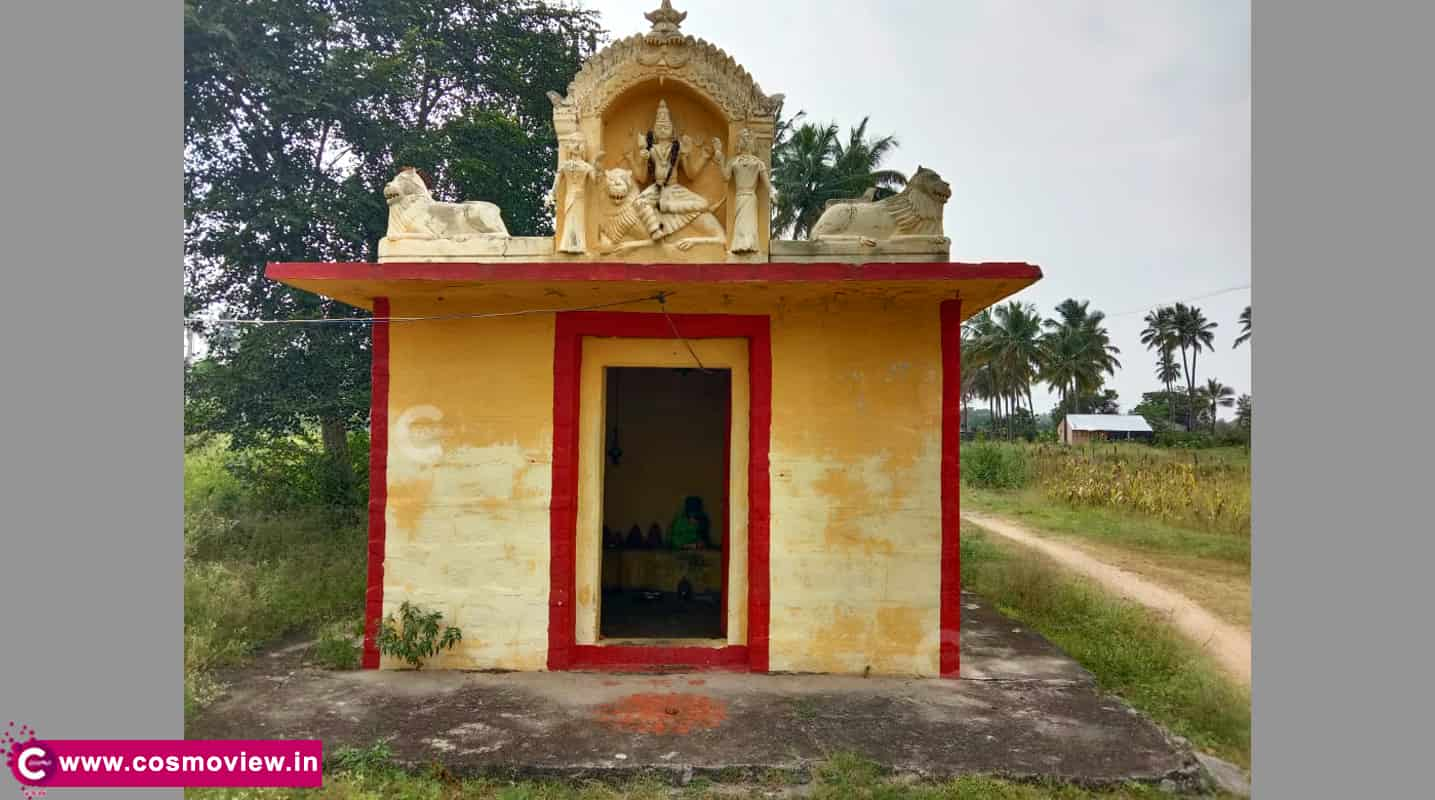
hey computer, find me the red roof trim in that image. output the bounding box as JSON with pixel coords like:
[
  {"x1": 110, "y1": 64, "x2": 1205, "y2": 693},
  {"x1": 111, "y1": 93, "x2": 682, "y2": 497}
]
[{"x1": 266, "y1": 260, "x2": 1041, "y2": 284}]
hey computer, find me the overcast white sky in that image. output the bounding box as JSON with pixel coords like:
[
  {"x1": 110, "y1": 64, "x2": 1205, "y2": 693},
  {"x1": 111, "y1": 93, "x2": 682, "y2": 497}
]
[{"x1": 583, "y1": 0, "x2": 1251, "y2": 416}]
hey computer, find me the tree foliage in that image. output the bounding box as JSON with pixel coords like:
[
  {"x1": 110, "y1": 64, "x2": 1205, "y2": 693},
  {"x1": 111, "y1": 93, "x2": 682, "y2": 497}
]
[
  {"x1": 963, "y1": 299, "x2": 1119, "y2": 440},
  {"x1": 963, "y1": 303, "x2": 1042, "y2": 435},
  {"x1": 1040, "y1": 299, "x2": 1121, "y2": 416},
  {"x1": 1138, "y1": 302, "x2": 1220, "y2": 431},
  {"x1": 184, "y1": 0, "x2": 604, "y2": 484},
  {"x1": 1236, "y1": 393, "x2": 1252, "y2": 431},
  {"x1": 1133, "y1": 391, "x2": 1198, "y2": 432},
  {"x1": 1198, "y1": 378, "x2": 1237, "y2": 434},
  {"x1": 769, "y1": 113, "x2": 905, "y2": 239},
  {"x1": 1233, "y1": 305, "x2": 1251, "y2": 348}
]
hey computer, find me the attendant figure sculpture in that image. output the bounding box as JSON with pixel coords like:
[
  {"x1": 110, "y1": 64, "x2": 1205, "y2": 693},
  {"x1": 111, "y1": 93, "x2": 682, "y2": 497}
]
[
  {"x1": 714, "y1": 128, "x2": 767, "y2": 253},
  {"x1": 553, "y1": 134, "x2": 603, "y2": 254}
]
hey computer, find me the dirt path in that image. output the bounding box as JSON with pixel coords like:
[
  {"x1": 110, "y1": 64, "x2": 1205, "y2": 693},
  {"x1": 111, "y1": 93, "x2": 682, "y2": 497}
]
[{"x1": 962, "y1": 510, "x2": 1251, "y2": 687}]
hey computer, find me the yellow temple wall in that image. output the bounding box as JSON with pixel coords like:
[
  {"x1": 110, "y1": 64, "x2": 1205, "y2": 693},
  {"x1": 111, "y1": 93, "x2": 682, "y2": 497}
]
[
  {"x1": 378, "y1": 296, "x2": 943, "y2": 675},
  {"x1": 765, "y1": 305, "x2": 944, "y2": 676},
  {"x1": 380, "y1": 306, "x2": 556, "y2": 670}
]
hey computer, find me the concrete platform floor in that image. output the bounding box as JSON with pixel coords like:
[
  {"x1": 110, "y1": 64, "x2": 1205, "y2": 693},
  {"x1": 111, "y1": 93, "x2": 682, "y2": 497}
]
[{"x1": 187, "y1": 591, "x2": 1201, "y2": 788}]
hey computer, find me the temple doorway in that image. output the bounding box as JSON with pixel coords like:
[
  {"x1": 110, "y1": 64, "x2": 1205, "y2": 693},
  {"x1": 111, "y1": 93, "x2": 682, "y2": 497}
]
[{"x1": 599, "y1": 366, "x2": 730, "y2": 641}]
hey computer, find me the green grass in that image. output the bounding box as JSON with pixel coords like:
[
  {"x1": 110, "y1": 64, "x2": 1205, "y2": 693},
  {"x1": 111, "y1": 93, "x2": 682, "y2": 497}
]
[
  {"x1": 961, "y1": 441, "x2": 1031, "y2": 489},
  {"x1": 184, "y1": 749, "x2": 1192, "y2": 799},
  {"x1": 307, "y1": 618, "x2": 364, "y2": 670},
  {"x1": 185, "y1": 439, "x2": 367, "y2": 719},
  {"x1": 184, "y1": 509, "x2": 366, "y2": 717},
  {"x1": 788, "y1": 696, "x2": 819, "y2": 721},
  {"x1": 185, "y1": 436, "x2": 370, "y2": 718},
  {"x1": 965, "y1": 487, "x2": 1250, "y2": 566},
  {"x1": 184, "y1": 435, "x2": 250, "y2": 515},
  {"x1": 961, "y1": 527, "x2": 1250, "y2": 767}
]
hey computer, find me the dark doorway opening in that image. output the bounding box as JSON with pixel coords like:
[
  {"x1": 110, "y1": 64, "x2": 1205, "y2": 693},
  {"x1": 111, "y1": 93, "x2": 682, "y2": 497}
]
[{"x1": 600, "y1": 366, "x2": 730, "y2": 640}]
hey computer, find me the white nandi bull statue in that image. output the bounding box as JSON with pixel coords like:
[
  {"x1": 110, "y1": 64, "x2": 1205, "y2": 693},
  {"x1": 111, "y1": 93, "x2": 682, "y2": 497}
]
[
  {"x1": 809, "y1": 166, "x2": 951, "y2": 245},
  {"x1": 383, "y1": 167, "x2": 510, "y2": 241}
]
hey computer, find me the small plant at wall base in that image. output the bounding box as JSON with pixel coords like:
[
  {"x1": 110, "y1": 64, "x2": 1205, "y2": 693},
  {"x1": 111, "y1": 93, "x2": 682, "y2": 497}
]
[{"x1": 375, "y1": 602, "x2": 462, "y2": 669}]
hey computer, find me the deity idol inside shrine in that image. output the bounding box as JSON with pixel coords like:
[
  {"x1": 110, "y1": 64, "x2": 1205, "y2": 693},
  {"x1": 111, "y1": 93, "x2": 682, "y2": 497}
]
[{"x1": 269, "y1": 2, "x2": 1043, "y2": 676}]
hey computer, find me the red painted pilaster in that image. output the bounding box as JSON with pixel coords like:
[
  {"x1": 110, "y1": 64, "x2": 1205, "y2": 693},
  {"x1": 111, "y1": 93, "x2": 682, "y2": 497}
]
[
  {"x1": 939, "y1": 298, "x2": 963, "y2": 677},
  {"x1": 746, "y1": 320, "x2": 772, "y2": 674},
  {"x1": 362, "y1": 297, "x2": 391, "y2": 669},
  {"x1": 547, "y1": 313, "x2": 583, "y2": 670}
]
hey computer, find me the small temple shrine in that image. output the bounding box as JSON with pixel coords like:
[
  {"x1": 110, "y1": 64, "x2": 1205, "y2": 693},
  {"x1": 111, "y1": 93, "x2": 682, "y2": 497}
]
[{"x1": 269, "y1": 2, "x2": 1042, "y2": 677}]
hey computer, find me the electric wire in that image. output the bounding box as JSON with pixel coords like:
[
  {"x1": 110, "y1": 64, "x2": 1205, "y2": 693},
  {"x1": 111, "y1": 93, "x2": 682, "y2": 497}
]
[
  {"x1": 656, "y1": 294, "x2": 712, "y2": 373},
  {"x1": 184, "y1": 282, "x2": 1251, "y2": 378},
  {"x1": 182, "y1": 292, "x2": 669, "y2": 326},
  {"x1": 1105, "y1": 283, "x2": 1250, "y2": 319}
]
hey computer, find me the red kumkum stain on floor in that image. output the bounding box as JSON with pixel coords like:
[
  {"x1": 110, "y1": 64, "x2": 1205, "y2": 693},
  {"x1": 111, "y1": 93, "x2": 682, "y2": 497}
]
[{"x1": 594, "y1": 692, "x2": 728, "y2": 735}]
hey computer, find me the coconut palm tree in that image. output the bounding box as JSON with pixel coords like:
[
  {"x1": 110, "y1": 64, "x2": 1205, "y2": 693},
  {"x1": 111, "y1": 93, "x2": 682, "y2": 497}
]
[
  {"x1": 770, "y1": 120, "x2": 839, "y2": 239},
  {"x1": 1233, "y1": 305, "x2": 1252, "y2": 348},
  {"x1": 969, "y1": 302, "x2": 1045, "y2": 437},
  {"x1": 964, "y1": 304, "x2": 1044, "y2": 439},
  {"x1": 1173, "y1": 303, "x2": 1218, "y2": 430},
  {"x1": 767, "y1": 106, "x2": 802, "y2": 233},
  {"x1": 962, "y1": 310, "x2": 1001, "y2": 432},
  {"x1": 1141, "y1": 306, "x2": 1181, "y2": 422},
  {"x1": 771, "y1": 105, "x2": 804, "y2": 151},
  {"x1": 1140, "y1": 306, "x2": 1177, "y2": 353},
  {"x1": 1041, "y1": 299, "x2": 1121, "y2": 415},
  {"x1": 830, "y1": 117, "x2": 906, "y2": 201},
  {"x1": 959, "y1": 320, "x2": 979, "y2": 431},
  {"x1": 1006, "y1": 302, "x2": 1047, "y2": 421},
  {"x1": 771, "y1": 116, "x2": 905, "y2": 239},
  {"x1": 1200, "y1": 378, "x2": 1237, "y2": 434},
  {"x1": 1155, "y1": 349, "x2": 1182, "y2": 422},
  {"x1": 1041, "y1": 329, "x2": 1084, "y2": 417},
  {"x1": 967, "y1": 362, "x2": 998, "y2": 432}
]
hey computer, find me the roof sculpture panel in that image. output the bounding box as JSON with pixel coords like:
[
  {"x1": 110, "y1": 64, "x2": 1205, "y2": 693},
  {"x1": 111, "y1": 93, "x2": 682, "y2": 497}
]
[{"x1": 374, "y1": 2, "x2": 953, "y2": 266}]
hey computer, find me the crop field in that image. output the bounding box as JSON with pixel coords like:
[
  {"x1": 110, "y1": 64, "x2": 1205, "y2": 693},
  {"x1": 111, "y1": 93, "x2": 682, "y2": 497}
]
[{"x1": 964, "y1": 441, "x2": 1251, "y2": 538}]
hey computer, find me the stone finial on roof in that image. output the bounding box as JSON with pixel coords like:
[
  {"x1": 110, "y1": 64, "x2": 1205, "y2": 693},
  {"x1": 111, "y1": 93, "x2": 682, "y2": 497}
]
[{"x1": 644, "y1": 1, "x2": 687, "y2": 44}]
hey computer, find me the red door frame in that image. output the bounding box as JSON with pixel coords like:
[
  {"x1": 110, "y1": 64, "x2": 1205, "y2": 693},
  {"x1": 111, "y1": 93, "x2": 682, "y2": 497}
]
[{"x1": 547, "y1": 311, "x2": 771, "y2": 672}]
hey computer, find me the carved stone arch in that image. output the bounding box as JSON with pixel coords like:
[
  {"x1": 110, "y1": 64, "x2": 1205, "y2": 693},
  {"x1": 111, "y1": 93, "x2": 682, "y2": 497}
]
[
  {"x1": 599, "y1": 72, "x2": 727, "y2": 127},
  {"x1": 597, "y1": 77, "x2": 730, "y2": 221},
  {"x1": 542, "y1": 2, "x2": 782, "y2": 262},
  {"x1": 555, "y1": 34, "x2": 782, "y2": 124},
  {"x1": 602, "y1": 76, "x2": 727, "y2": 142}
]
